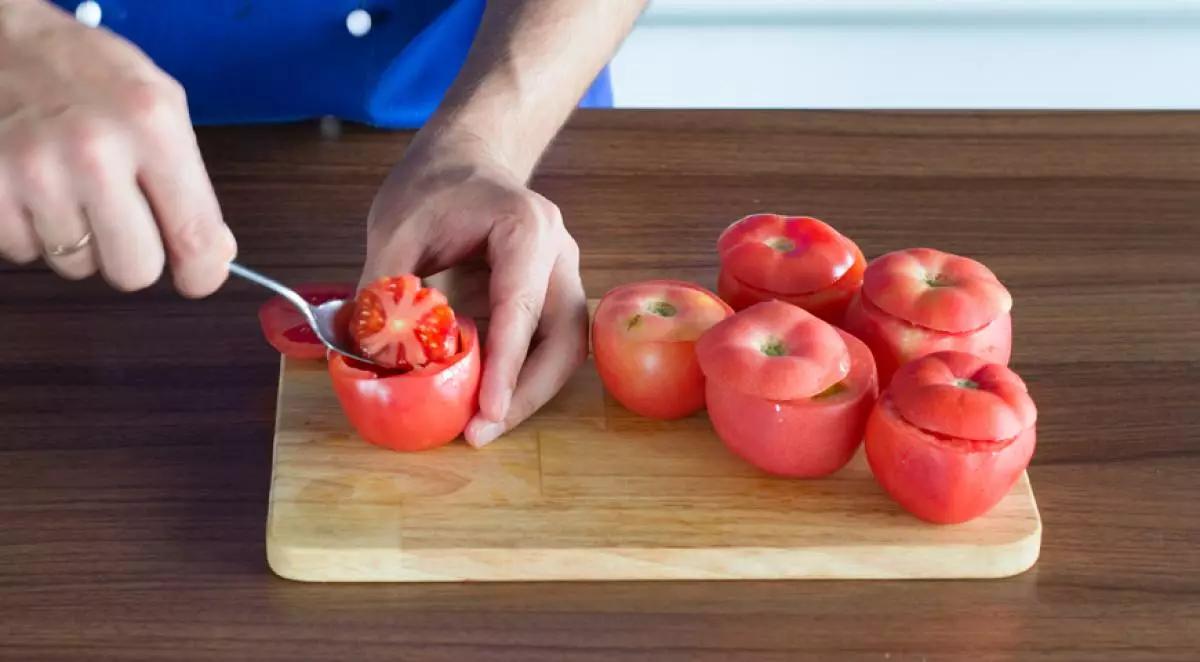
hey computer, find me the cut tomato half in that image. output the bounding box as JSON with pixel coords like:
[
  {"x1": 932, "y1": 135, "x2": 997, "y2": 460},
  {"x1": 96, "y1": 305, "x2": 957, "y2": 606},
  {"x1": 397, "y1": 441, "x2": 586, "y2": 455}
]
[
  {"x1": 349, "y1": 274, "x2": 460, "y2": 371},
  {"x1": 257, "y1": 282, "x2": 356, "y2": 361}
]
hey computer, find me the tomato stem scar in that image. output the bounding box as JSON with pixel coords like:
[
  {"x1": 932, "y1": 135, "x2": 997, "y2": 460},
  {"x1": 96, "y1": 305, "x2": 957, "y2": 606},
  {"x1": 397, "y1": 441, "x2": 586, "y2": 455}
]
[
  {"x1": 764, "y1": 237, "x2": 796, "y2": 253},
  {"x1": 954, "y1": 378, "x2": 980, "y2": 389},
  {"x1": 761, "y1": 338, "x2": 787, "y2": 357},
  {"x1": 924, "y1": 273, "x2": 953, "y2": 288},
  {"x1": 646, "y1": 301, "x2": 678, "y2": 317}
]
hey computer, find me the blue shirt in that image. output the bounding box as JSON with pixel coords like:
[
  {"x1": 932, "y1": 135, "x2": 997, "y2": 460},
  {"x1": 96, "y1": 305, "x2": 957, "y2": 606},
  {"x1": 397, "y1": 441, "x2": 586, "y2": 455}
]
[{"x1": 50, "y1": 0, "x2": 613, "y2": 128}]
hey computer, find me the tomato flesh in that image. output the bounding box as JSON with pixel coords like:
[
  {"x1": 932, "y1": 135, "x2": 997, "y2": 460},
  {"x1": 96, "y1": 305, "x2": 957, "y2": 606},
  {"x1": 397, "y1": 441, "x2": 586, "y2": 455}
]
[
  {"x1": 716, "y1": 214, "x2": 866, "y2": 323},
  {"x1": 842, "y1": 248, "x2": 1013, "y2": 387},
  {"x1": 349, "y1": 274, "x2": 459, "y2": 371},
  {"x1": 257, "y1": 282, "x2": 355, "y2": 360},
  {"x1": 697, "y1": 301, "x2": 879, "y2": 478},
  {"x1": 864, "y1": 351, "x2": 1037, "y2": 524},
  {"x1": 329, "y1": 317, "x2": 482, "y2": 452},
  {"x1": 592, "y1": 280, "x2": 733, "y2": 419}
]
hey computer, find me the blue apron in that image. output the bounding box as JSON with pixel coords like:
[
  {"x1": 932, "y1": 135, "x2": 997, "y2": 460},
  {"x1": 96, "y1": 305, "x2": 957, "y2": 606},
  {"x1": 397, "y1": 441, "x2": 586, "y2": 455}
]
[{"x1": 50, "y1": 0, "x2": 613, "y2": 128}]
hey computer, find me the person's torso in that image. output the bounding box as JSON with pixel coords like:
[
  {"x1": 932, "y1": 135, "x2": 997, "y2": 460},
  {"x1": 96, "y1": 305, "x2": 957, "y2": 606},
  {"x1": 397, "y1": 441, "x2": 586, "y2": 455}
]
[{"x1": 50, "y1": 0, "x2": 612, "y2": 128}]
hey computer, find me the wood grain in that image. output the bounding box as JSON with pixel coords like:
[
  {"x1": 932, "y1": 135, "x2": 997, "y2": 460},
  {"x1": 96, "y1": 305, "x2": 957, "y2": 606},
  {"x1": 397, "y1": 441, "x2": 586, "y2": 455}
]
[
  {"x1": 268, "y1": 349, "x2": 1040, "y2": 582},
  {"x1": 1, "y1": 111, "x2": 1198, "y2": 660}
]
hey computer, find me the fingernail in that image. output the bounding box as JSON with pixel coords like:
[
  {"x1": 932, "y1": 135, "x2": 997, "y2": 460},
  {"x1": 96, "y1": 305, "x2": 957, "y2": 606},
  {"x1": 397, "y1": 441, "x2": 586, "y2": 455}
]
[{"x1": 470, "y1": 421, "x2": 505, "y2": 449}]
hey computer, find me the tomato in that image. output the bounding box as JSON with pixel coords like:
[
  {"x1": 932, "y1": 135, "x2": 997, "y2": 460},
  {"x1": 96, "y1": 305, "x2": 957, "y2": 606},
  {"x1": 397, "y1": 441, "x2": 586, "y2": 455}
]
[
  {"x1": 716, "y1": 214, "x2": 866, "y2": 324},
  {"x1": 257, "y1": 282, "x2": 356, "y2": 360},
  {"x1": 841, "y1": 248, "x2": 1013, "y2": 388},
  {"x1": 328, "y1": 317, "x2": 482, "y2": 452},
  {"x1": 864, "y1": 351, "x2": 1037, "y2": 524},
  {"x1": 591, "y1": 280, "x2": 734, "y2": 419},
  {"x1": 349, "y1": 274, "x2": 459, "y2": 370},
  {"x1": 696, "y1": 300, "x2": 879, "y2": 478}
]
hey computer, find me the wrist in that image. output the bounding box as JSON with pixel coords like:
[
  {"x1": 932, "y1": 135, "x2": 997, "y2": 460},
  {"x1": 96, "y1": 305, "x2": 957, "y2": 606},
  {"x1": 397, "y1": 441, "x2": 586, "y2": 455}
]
[{"x1": 411, "y1": 112, "x2": 533, "y2": 184}]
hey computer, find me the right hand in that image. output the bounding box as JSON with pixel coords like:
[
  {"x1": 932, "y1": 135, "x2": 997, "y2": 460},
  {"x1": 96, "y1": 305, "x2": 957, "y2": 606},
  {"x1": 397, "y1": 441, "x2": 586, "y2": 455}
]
[{"x1": 0, "y1": 1, "x2": 235, "y2": 295}]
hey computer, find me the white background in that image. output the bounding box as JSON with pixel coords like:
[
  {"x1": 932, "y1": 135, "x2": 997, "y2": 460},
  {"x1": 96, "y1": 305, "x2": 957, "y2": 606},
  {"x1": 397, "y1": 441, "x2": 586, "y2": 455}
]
[{"x1": 609, "y1": 0, "x2": 1200, "y2": 109}]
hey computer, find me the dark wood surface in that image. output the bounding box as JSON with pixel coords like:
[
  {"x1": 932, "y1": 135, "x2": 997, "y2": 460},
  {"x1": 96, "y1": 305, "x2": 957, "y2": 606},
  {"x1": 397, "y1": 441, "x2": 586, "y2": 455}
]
[{"x1": 2, "y1": 111, "x2": 1198, "y2": 661}]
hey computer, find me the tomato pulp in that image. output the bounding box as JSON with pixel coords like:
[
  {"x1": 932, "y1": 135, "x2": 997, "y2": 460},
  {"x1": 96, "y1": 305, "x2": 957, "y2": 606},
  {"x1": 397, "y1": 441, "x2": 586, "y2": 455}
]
[
  {"x1": 257, "y1": 282, "x2": 356, "y2": 360},
  {"x1": 864, "y1": 351, "x2": 1037, "y2": 524},
  {"x1": 592, "y1": 280, "x2": 733, "y2": 419},
  {"x1": 841, "y1": 247, "x2": 1013, "y2": 388},
  {"x1": 716, "y1": 214, "x2": 866, "y2": 324},
  {"x1": 696, "y1": 300, "x2": 879, "y2": 478},
  {"x1": 329, "y1": 317, "x2": 481, "y2": 452}
]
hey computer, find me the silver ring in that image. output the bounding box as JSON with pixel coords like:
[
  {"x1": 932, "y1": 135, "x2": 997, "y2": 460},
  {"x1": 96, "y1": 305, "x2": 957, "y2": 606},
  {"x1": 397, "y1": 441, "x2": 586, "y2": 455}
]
[{"x1": 46, "y1": 231, "x2": 93, "y2": 257}]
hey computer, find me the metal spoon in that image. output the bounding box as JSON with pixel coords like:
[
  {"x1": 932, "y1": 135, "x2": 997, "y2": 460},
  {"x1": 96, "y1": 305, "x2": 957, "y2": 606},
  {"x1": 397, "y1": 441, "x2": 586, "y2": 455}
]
[{"x1": 228, "y1": 261, "x2": 377, "y2": 365}]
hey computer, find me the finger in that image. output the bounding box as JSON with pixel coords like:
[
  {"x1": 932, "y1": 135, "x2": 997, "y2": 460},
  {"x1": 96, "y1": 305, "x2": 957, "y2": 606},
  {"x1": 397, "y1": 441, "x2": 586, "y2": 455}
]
[
  {"x1": 16, "y1": 144, "x2": 99, "y2": 280},
  {"x1": 0, "y1": 174, "x2": 39, "y2": 264},
  {"x1": 466, "y1": 250, "x2": 588, "y2": 448},
  {"x1": 359, "y1": 222, "x2": 427, "y2": 291},
  {"x1": 137, "y1": 126, "x2": 235, "y2": 298},
  {"x1": 79, "y1": 173, "x2": 166, "y2": 292},
  {"x1": 479, "y1": 207, "x2": 558, "y2": 422}
]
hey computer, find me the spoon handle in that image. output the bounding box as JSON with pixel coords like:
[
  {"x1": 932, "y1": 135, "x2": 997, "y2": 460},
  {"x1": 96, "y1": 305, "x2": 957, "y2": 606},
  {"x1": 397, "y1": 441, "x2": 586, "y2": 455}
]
[{"x1": 228, "y1": 262, "x2": 314, "y2": 320}]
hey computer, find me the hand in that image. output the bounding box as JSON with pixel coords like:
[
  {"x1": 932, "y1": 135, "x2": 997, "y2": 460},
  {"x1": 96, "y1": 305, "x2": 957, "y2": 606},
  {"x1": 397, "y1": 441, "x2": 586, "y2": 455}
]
[
  {"x1": 361, "y1": 131, "x2": 588, "y2": 448},
  {"x1": 0, "y1": 1, "x2": 235, "y2": 295}
]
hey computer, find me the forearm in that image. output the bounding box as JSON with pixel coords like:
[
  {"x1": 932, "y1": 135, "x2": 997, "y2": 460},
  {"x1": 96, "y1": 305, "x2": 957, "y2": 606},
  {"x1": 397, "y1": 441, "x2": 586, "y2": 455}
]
[{"x1": 419, "y1": 0, "x2": 647, "y2": 180}]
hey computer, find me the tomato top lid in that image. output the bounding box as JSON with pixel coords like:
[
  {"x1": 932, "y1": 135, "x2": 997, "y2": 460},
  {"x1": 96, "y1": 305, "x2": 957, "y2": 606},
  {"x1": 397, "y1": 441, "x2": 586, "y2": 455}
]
[
  {"x1": 717, "y1": 214, "x2": 862, "y2": 296},
  {"x1": 597, "y1": 280, "x2": 734, "y2": 343},
  {"x1": 888, "y1": 351, "x2": 1037, "y2": 442},
  {"x1": 695, "y1": 300, "x2": 851, "y2": 401},
  {"x1": 861, "y1": 248, "x2": 1013, "y2": 333}
]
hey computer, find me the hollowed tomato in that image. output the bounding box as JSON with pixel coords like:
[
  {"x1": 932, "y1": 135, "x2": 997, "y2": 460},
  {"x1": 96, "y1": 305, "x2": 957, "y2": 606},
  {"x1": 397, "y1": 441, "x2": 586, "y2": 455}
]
[
  {"x1": 716, "y1": 214, "x2": 866, "y2": 324},
  {"x1": 592, "y1": 280, "x2": 734, "y2": 419},
  {"x1": 864, "y1": 351, "x2": 1037, "y2": 524},
  {"x1": 328, "y1": 317, "x2": 481, "y2": 452},
  {"x1": 257, "y1": 282, "x2": 356, "y2": 360},
  {"x1": 696, "y1": 300, "x2": 879, "y2": 478},
  {"x1": 841, "y1": 248, "x2": 1013, "y2": 388}
]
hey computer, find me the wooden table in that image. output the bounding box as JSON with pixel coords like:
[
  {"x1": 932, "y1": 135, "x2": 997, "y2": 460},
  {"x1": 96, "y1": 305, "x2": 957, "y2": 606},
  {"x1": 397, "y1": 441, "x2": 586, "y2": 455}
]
[{"x1": 1, "y1": 111, "x2": 1197, "y2": 661}]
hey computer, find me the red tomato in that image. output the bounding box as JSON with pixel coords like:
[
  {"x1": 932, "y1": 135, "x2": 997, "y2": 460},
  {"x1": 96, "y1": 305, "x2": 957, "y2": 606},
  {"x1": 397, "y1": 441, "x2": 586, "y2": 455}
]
[
  {"x1": 864, "y1": 351, "x2": 1037, "y2": 524},
  {"x1": 349, "y1": 274, "x2": 459, "y2": 370},
  {"x1": 696, "y1": 300, "x2": 879, "y2": 478},
  {"x1": 841, "y1": 248, "x2": 1013, "y2": 388},
  {"x1": 328, "y1": 317, "x2": 481, "y2": 452},
  {"x1": 592, "y1": 280, "x2": 734, "y2": 419},
  {"x1": 257, "y1": 282, "x2": 356, "y2": 360},
  {"x1": 716, "y1": 214, "x2": 866, "y2": 324}
]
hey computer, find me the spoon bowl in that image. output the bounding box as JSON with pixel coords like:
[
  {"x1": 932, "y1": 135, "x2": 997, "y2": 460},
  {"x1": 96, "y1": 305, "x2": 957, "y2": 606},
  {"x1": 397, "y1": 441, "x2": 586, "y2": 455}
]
[{"x1": 228, "y1": 261, "x2": 379, "y2": 366}]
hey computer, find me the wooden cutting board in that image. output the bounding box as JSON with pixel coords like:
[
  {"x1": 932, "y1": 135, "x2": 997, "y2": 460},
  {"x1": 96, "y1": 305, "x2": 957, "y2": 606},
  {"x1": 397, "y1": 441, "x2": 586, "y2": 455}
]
[{"x1": 266, "y1": 315, "x2": 1042, "y2": 582}]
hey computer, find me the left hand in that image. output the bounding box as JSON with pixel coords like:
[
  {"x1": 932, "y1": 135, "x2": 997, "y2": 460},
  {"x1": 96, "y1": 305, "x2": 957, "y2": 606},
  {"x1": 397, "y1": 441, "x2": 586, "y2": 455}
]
[{"x1": 360, "y1": 131, "x2": 588, "y2": 448}]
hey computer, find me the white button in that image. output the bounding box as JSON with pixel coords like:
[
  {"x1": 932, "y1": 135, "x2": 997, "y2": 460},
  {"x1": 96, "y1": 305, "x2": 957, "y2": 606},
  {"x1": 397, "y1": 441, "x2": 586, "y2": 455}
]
[
  {"x1": 346, "y1": 9, "x2": 372, "y2": 37},
  {"x1": 75, "y1": 1, "x2": 102, "y2": 27}
]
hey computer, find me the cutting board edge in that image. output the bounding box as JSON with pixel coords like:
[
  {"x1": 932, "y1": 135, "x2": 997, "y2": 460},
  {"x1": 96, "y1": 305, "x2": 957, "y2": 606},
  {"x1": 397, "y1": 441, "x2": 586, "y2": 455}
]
[{"x1": 264, "y1": 517, "x2": 1042, "y2": 583}]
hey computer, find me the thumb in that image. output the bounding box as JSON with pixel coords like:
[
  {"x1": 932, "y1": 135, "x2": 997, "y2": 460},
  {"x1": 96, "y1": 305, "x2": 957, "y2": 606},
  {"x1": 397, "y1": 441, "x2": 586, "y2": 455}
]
[{"x1": 359, "y1": 223, "x2": 427, "y2": 291}]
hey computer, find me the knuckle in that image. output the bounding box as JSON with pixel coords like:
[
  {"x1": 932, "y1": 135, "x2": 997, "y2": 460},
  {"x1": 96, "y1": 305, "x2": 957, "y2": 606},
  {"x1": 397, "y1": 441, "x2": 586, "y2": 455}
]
[
  {"x1": 11, "y1": 141, "x2": 57, "y2": 194},
  {"x1": 560, "y1": 233, "x2": 581, "y2": 263},
  {"x1": 122, "y1": 78, "x2": 185, "y2": 130},
  {"x1": 60, "y1": 116, "x2": 122, "y2": 181},
  {"x1": 524, "y1": 193, "x2": 563, "y2": 231},
  {"x1": 168, "y1": 214, "x2": 221, "y2": 260},
  {"x1": 505, "y1": 288, "x2": 543, "y2": 322}
]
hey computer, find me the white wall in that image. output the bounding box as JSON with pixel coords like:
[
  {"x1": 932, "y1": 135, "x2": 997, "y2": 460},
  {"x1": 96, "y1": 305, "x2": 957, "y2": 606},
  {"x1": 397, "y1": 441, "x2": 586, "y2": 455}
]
[{"x1": 609, "y1": 1, "x2": 1200, "y2": 109}]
